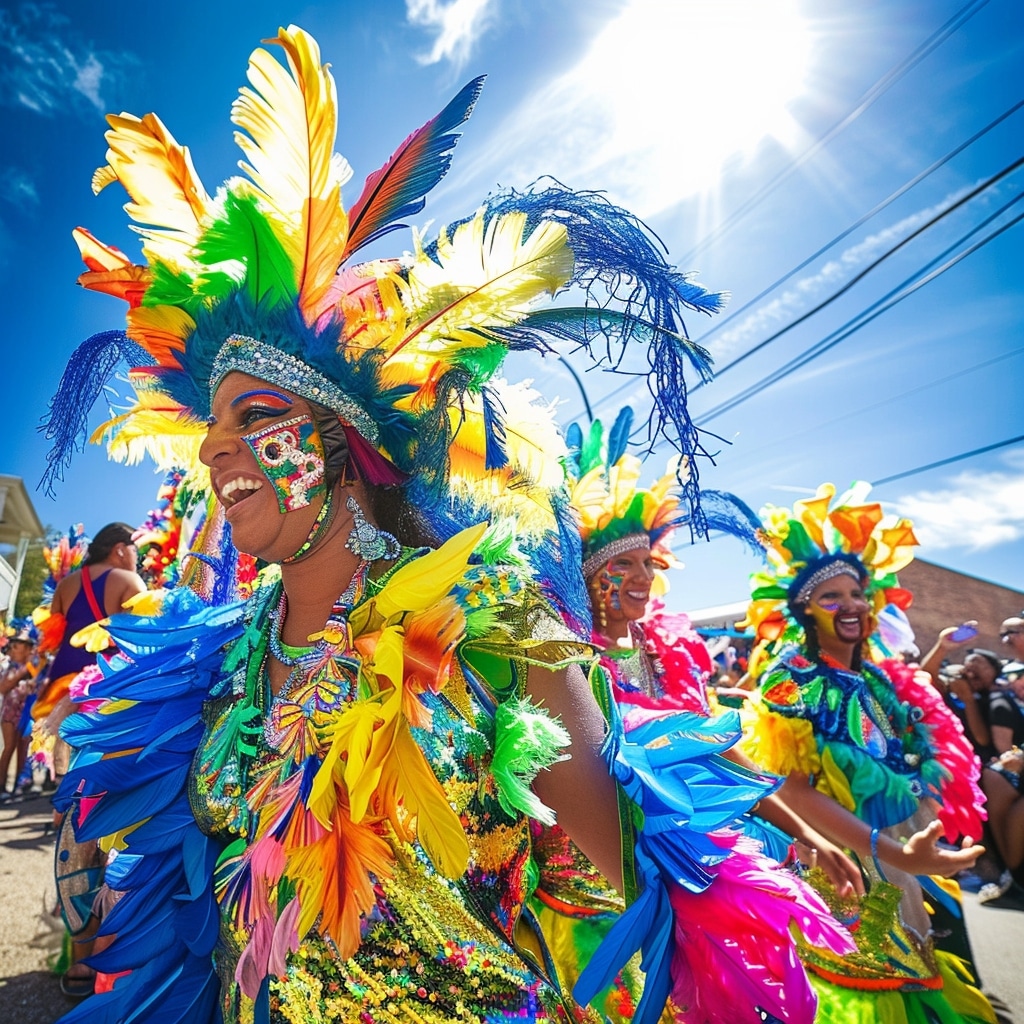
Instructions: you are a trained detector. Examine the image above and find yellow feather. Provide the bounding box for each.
[231,26,352,319]
[92,410,205,472]
[373,522,486,618]
[377,715,470,878]
[309,699,387,827]
[94,111,211,270]
[390,211,573,359]
[125,304,196,364]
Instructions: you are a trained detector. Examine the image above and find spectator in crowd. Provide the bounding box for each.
[979,747,1024,903]
[922,624,1023,762]
[0,620,43,799]
[1000,615,1024,682]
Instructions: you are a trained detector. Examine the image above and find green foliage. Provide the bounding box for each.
[13,540,49,617]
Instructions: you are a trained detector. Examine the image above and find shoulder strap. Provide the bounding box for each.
[80,569,106,622]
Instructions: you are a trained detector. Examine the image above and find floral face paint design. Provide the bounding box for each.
[242,413,327,513]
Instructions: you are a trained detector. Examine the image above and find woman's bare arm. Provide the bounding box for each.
[527,662,623,892]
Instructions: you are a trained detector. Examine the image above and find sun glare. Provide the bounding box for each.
[571,0,812,203]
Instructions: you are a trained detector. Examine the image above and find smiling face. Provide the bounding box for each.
[590,545,656,639]
[803,571,871,663]
[199,372,331,562]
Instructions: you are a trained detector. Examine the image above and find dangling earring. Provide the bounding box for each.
[345,495,401,562]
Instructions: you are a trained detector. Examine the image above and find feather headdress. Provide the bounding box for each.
[42,25,723,552]
[567,409,761,581]
[741,481,919,647]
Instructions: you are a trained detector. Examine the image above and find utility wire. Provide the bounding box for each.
[724,345,1024,466]
[704,153,1024,383]
[872,435,1024,486]
[693,98,1024,348]
[681,0,992,263]
[697,197,1024,425]
[585,138,1024,422]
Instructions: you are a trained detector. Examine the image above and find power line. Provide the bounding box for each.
[681,0,992,263]
[723,345,1024,466]
[585,138,1024,422]
[705,153,1024,383]
[872,435,1024,486]
[693,98,1024,349]
[697,197,1024,425]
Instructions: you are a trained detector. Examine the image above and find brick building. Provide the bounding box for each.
[899,559,1023,658]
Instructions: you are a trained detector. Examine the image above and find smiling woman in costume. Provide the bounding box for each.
[36,24,800,1024]
[741,483,994,1023]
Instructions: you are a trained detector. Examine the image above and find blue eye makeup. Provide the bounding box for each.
[230,388,294,409]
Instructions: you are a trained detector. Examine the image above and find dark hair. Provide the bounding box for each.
[967,649,1003,678]
[84,522,136,566]
[363,482,438,550]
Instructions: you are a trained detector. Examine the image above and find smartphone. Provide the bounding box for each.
[949,623,978,643]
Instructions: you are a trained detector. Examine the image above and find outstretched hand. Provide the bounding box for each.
[899,819,982,877]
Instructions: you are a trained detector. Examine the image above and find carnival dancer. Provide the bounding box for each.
[742,482,995,1023]
[561,414,987,1024]
[32,523,145,731]
[38,26,856,1024]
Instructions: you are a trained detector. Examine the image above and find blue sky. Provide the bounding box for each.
[2,0,1022,616]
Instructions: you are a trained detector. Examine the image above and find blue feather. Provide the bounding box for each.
[605,407,633,467]
[699,489,766,555]
[480,384,509,470]
[38,330,151,497]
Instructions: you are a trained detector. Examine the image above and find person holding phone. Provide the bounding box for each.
[922,624,1023,761]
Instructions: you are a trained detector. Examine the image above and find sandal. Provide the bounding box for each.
[60,968,96,999]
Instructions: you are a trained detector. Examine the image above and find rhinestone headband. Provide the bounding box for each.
[210,334,380,444]
[792,559,862,605]
[583,533,650,580]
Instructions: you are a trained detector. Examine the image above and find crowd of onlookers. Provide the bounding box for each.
[921,614,1024,903]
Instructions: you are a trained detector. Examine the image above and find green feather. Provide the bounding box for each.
[194,190,297,308]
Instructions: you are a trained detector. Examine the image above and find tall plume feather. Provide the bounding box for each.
[231,26,352,319]
[92,112,211,271]
[341,76,485,263]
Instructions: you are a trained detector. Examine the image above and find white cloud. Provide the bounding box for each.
[446,0,811,215]
[893,459,1024,552]
[707,184,977,359]
[0,169,39,207]
[0,3,127,115]
[406,0,495,66]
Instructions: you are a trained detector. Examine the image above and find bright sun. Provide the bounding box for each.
[566,0,813,206]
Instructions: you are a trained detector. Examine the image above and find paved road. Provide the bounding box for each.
[963,885,1024,1019]
[2,790,1022,1022]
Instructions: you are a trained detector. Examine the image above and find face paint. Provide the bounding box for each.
[595,564,626,612]
[242,414,327,512]
[806,602,839,640]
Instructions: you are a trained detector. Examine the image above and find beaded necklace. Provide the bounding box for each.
[266,559,368,701]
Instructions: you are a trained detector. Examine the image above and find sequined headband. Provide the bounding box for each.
[210,335,380,444]
[582,534,650,580]
[791,559,863,605]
